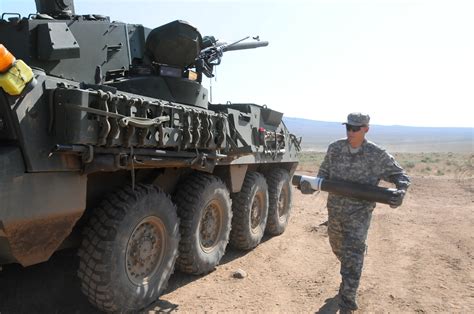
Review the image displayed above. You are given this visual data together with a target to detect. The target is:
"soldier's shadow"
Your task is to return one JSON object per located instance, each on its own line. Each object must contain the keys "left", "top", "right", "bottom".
{"left": 315, "top": 294, "right": 340, "bottom": 314}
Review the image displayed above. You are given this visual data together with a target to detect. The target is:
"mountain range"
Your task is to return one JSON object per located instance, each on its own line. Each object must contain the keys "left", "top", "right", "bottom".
{"left": 283, "top": 117, "right": 473, "bottom": 153}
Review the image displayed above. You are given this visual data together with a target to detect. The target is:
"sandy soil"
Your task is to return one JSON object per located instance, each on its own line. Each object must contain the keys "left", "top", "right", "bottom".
{"left": 0, "top": 175, "right": 473, "bottom": 313}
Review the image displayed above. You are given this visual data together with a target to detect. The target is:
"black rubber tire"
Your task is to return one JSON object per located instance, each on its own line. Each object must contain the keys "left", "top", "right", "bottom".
{"left": 77, "top": 184, "right": 179, "bottom": 312}
{"left": 230, "top": 172, "right": 269, "bottom": 250}
{"left": 265, "top": 169, "right": 292, "bottom": 235}
{"left": 173, "top": 173, "right": 232, "bottom": 275}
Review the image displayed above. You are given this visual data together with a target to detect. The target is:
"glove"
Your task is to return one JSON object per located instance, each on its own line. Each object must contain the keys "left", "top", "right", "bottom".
{"left": 299, "top": 180, "right": 315, "bottom": 194}
{"left": 389, "top": 190, "right": 406, "bottom": 208}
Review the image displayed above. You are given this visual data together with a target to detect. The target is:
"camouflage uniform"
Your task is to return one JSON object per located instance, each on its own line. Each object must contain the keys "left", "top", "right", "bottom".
{"left": 317, "top": 138, "right": 410, "bottom": 309}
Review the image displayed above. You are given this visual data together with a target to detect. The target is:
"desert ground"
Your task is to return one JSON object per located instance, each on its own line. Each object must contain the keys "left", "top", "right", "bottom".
{"left": 0, "top": 152, "right": 472, "bottom": 313}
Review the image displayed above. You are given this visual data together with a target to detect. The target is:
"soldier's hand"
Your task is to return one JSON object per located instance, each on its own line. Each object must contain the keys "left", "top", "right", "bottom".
{"left": 389, "top": 190, "right": 406, "bottom": 208}
{"left": 299, "top": 181, "right": 315, "bottom": 194}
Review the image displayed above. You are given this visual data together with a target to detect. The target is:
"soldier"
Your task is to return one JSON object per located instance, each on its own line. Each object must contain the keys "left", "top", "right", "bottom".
{"left": 317, "top": 112, "right": 410, "bottom": 312}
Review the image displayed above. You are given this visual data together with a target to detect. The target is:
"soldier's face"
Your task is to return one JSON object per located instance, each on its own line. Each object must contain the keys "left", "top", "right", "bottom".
{"left": 346, "top": 125, "right": 369, "bottom": 147}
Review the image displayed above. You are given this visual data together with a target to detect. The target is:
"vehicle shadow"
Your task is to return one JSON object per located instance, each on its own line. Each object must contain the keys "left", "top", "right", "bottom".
{"left": 0, "top": 244, "right": 255, "bottom": 313}
{"left": 0, "top": 249, "right": 99, "bottom": 314}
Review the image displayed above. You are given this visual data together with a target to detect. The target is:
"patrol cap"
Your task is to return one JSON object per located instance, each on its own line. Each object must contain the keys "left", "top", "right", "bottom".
{"left": 343, "top": 112, "right": 370, "bottom": 126}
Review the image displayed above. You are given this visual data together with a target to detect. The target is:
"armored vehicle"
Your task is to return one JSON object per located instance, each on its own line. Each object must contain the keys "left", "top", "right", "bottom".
{"left": 0, "top": 0, "right": 300, "bottom": 311}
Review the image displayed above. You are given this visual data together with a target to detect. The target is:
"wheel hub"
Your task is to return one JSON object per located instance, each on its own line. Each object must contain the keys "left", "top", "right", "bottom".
{"left": 278, "top": 186, "right": 289, "bottom": 218}
{"left": 126, "top": 217, "right": 166, "bottom": 285}
{"left": 251, "top": 195, "right": 263, "bottom": 230}
{"left": 199, "top": 201, "right": 222, "bottom": 252}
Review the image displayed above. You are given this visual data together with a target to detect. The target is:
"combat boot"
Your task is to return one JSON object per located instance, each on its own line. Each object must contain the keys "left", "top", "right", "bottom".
{"left": 338, "top": 294, "right": 358, "bottom": 312}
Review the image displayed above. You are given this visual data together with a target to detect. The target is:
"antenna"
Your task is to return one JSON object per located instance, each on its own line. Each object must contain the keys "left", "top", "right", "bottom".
{"left": 209, "top": 77, "right": 213, "bottom": 103}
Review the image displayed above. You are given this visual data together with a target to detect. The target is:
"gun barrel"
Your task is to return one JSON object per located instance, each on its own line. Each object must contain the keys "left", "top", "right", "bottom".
{"left": 223, "top": 41, "right": 269, "bottom": 52}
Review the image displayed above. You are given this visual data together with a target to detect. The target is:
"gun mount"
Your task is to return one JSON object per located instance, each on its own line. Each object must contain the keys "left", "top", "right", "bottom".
{"left": 196, "top": 36, "right": 269, "bottom": 77}
{"left": 0, "top": 1, "right": 300, "bottom": 312}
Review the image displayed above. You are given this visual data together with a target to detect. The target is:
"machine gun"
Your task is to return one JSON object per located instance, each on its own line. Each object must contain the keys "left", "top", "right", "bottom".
{"left": 196, "top": 36, "right": 269, "bottom": 77}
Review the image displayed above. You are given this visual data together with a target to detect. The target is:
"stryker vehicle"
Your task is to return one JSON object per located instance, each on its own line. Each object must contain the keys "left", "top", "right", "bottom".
{"left": 0, "top": 0, "right": 300, "bottom": 311}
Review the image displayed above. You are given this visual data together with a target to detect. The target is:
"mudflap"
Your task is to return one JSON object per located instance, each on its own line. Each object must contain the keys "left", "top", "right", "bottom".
{"left": 0, "top": 147, "right": 86, "bottom": 266}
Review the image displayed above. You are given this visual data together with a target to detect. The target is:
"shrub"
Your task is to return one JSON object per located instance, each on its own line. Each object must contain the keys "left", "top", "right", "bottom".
{"left": 421, "top": 157, "right": 432, "bottom": 163}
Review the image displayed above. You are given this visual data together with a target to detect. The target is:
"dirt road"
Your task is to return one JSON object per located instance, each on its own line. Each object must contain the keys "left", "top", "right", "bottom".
{"left": 0, "top": 176, "right": 472, "bottom": 313}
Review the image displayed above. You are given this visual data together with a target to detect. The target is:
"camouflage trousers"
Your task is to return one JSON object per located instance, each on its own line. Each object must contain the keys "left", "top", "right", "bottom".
{"left": 327, "top": 205, "right": 373, "bottom": 305}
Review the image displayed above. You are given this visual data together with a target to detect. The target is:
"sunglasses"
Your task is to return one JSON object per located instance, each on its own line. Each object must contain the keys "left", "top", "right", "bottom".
{"left": 345, "top": 124, "right": 364, "bottom": 132}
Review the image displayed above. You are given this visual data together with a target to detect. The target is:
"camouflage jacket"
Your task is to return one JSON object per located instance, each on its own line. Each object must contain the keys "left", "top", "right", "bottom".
{"left": 317, "top": 138, "right": 411, "bottom": 210}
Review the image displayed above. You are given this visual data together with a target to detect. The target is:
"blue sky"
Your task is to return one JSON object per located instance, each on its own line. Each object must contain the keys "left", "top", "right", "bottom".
{"left": 1, "top": 0, "right": 473, "bottom": 127}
